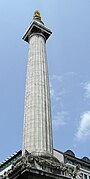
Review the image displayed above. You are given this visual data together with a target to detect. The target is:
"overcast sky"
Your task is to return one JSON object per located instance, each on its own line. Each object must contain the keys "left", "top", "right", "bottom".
{"left": 0, "top": 0, "right": 90, "bottom": 162}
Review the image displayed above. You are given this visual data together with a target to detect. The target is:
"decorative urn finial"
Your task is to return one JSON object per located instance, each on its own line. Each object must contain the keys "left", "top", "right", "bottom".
{"left": 33, "top": 10, "right": 41, "bottom": 21}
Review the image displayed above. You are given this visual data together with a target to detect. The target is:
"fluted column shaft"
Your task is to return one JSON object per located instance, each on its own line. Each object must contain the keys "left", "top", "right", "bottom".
{"left": 22, "top": 33, "right": 53, "bottom": 156}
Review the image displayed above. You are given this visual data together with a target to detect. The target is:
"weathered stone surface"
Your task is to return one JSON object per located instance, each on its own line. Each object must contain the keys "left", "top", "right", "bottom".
{"left": 1, "top": 152, "right": 72, "bottom": 179}
{"left": 22, "top": 18, "right": 53, "bottom": 156}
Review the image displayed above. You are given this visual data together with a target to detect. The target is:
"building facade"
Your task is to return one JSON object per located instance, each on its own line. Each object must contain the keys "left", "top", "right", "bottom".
{"left": 53, "top": 149, "right": 90, "bottom": 179}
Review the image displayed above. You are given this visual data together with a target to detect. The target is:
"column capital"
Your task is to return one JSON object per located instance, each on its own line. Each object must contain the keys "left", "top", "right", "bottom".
{"left": 22, "top": 12, "right": 52, "bottom": 43}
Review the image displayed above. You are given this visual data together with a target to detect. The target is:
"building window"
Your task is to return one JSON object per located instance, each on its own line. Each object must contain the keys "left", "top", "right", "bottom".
{"left": 84, "top": 174, "right": 87, "bottom": 179}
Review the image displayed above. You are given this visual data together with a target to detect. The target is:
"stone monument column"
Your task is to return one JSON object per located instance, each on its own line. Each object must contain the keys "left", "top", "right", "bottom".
{"left": 22, "top": 11, "right": 53, "bottom": 156}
